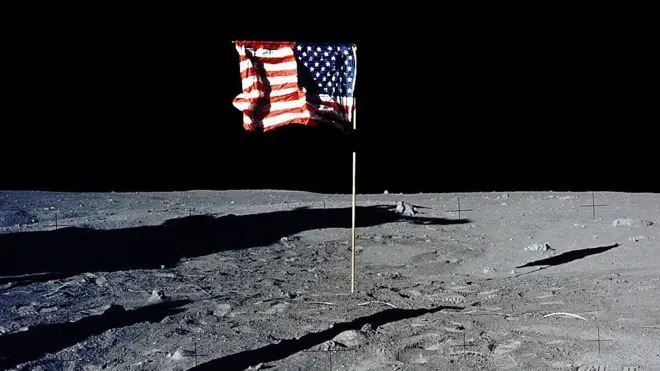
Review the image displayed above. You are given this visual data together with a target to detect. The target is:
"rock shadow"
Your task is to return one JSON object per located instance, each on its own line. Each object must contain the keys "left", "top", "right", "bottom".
{"left": 0, "top": 205, "right": 470, "bottom": 284}
{"left": 0, "top": 299, "right": 191, "bottom": 370}
{"left": 516, "top": 243, "right": 620, "bottom": 269}
{"left": 189, "top": 304, "right": 464, "bottom": 371}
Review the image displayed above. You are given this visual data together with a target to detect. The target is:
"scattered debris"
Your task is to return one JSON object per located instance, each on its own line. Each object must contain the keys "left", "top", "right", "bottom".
{"left": 629, "top": 236, "right": 648, "bottom": 242}
{"left": 395, "top": 201, "right": 417, "bottom": 216}
{"left": 641, "top": 219, "right": 654, "bottom": 226}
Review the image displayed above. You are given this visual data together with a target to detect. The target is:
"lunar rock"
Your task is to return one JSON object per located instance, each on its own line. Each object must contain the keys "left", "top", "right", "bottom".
{"left": 395, "top": 201, "right": 416, "bottom": 216}
{"left": 613, "top": 218, "right": 635, "bottom": 226}
{"left": 525, "top": 242, "right": 552, "bottom": 252}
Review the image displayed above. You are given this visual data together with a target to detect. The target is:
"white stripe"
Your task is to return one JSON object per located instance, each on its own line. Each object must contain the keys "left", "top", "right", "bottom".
{"left": 235, "top": 45, "right": 294, "bottom": 59}
{"left": 241, "top": 75, "right": 298, "bottom": 90}
{"left": 240, "top": 59, "right": 297, "bottom": 73}
{"left": 233, "top": 96, "right": 306, "bottom": 112}
{"left": 235, "top": 87, "right": 299, "bottom": 100}
{"left": 244, "top": 110, "right": 310, "bottom": 128}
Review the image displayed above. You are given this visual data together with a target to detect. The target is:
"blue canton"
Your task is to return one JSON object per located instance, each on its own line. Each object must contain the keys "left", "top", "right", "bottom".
{"left": 294, "top": 43, "right": 356, "bottom": 97}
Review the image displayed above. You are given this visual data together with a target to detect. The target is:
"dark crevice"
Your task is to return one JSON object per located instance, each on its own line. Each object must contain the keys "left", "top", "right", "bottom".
{"left": 190, "top": 305, "right": 463, "bottom": 371}
{"left": 0, "top": 299, "right": 191, "bottom": 370}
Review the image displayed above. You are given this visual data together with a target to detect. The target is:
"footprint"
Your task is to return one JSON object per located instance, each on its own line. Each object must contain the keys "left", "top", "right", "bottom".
{"left": 493, "top": 354, "right": 518, "bottom": 370}
{"left": 576, "top": 366, "right": 607, "bottom": 371}
{"left": 478, "top": 289, "right": 500, "bottom": 300}
{"left": 442, "top": 294, "right": 466, "bottom": 303}
{"left": 447, "top": 285, "right": 475, "bottom": 294}
{"left": 478, "top": 289, "right": 499, "bottom": 296}
{"left": 493, "top": 340, "right": 521, "bottom": 355}
{"left": 539, "top": 301, "right": 564, "bottom": 305}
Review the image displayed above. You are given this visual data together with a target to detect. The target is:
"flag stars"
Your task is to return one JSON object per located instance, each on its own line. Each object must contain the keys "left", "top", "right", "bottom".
{"left": 296, "top": 45, "right": 302, "bottom": 50}
{"left": 307, "top": 46, "right": 312, "bottom": 51}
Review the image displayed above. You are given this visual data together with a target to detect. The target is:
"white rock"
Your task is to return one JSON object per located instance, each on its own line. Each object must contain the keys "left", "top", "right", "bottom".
{"left": 629, "top": 236, "right": 647, "bottom": 242}
{"left": 169, "top": 349, "right": 185, "bottom": 360}
{"left": 612, "top": 218, "right": 634, "bottom": 227}
{"left": 395, "top": 201, "right": 416, "bottom": 216}
{"left": 332, "top": 330, "right": 366, "bottom": 347}
{"left": 214, "top": 303, "right": 231, "bottom": 317}
{"left": 148, "top": 289, "right": 166, "bottom": 303}
{"left": 525, "top": 242, "right": 551, "bottom": 252}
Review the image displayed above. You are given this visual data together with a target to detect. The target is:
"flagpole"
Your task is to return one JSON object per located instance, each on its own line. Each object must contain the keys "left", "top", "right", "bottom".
{"left": 351, "top": 100, "right": 357, "bottom": 294}
{"left": 351, "top": 44, "right": 358, "bottom": 294}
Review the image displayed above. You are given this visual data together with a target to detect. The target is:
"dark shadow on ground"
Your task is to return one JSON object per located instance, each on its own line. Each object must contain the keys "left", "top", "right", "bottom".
{"left": 0, "top": 299, "right": 191, "bottom": 370}
{"left": 516, "top": 243, "right": 620, "bottom": 270}
{"left": 0, "top": 205, "right": 470, "bottom": 284}
{"left": 189, "top": 304, "right": 464, "bottom": 371}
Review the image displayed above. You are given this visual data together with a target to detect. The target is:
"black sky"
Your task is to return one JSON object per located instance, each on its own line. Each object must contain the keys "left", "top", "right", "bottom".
{"left": 2, "top": 11, "right": 656, "bottom": 193}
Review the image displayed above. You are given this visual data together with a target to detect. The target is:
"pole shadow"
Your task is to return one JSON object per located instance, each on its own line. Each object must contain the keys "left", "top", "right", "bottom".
{"left": 189, "top": 304, "right": 464, "bottom": 371}
{"left": 0, "top": 205, "right": 470, "bottom": 284}
{"left": 0, "top": 299, "right": 191, "bottom": 370}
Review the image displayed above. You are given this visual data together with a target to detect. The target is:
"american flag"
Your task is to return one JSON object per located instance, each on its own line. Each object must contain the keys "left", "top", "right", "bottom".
{"left": 232, "top": 40, "right": 356, "bottom": 132}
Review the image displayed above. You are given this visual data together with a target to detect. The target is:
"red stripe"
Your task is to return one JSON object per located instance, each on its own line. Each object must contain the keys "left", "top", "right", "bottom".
{"left": 240, "top": 67, "right": 298, "bottom": 82}
{"left": 235, "top": 40, "right": 295, "bottom": 50}
{"left": 237, "top": 81, "right": 300, "bottom": 95}
{"left": 239, "top": 55, "right": 295, "bottom": 66}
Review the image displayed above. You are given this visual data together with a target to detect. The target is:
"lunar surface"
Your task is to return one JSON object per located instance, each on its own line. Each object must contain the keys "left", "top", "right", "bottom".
{"left": 0, "top": 190, "right": 658, "bottom": 370}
